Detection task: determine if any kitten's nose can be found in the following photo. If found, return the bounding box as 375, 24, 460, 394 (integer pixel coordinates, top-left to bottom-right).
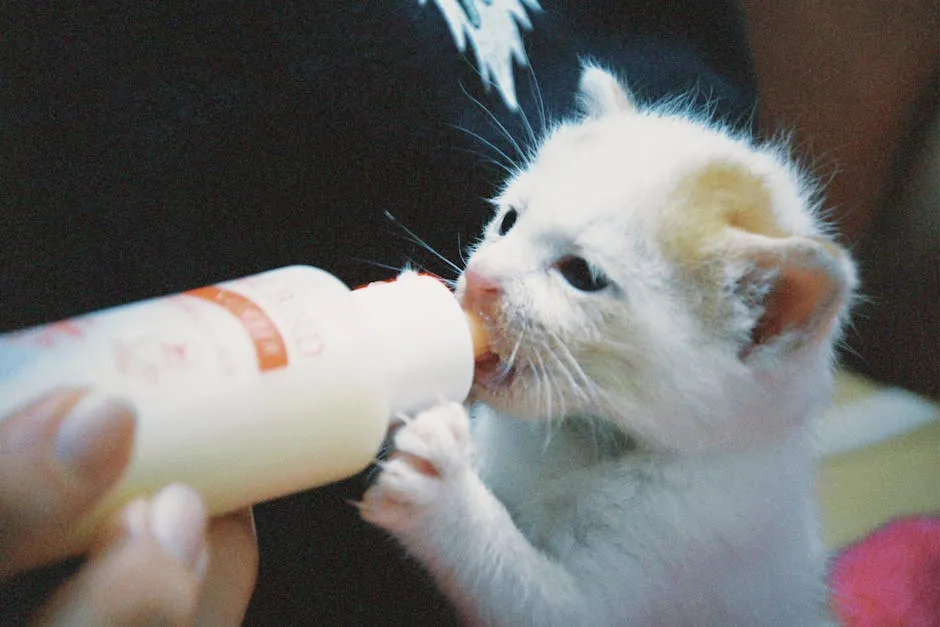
462, 267, 501, 314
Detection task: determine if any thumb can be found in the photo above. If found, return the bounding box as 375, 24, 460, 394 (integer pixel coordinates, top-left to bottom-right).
0, 388, 136, 576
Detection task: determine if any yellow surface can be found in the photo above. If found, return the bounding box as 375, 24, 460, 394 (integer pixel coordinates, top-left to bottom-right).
830, 369, 886, 405
817, 372, 940, 549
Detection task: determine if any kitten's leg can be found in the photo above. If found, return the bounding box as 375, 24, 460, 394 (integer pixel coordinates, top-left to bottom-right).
360, 403, 593, 627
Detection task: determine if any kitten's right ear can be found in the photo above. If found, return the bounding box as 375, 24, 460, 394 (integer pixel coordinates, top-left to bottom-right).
667, 161, 856, 361
577, 63, 637, 118
728, 234, 856, 360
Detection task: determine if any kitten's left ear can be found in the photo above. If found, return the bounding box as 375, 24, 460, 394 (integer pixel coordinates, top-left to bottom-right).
577, 63, 637, 118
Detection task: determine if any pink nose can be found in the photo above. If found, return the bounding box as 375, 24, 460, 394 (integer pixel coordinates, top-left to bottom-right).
462, 267, 501, 314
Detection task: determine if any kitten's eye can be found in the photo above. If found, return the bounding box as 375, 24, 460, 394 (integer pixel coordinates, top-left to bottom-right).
498, 209, 518, 235
556, 256, 610, 292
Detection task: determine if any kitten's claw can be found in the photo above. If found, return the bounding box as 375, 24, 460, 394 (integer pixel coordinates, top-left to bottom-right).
360, 401, 472, 534
393, 401, 471, 477
389, 411, 413, 428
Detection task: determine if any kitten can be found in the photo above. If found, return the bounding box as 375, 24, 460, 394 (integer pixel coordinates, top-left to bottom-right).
360, 65, 856, 626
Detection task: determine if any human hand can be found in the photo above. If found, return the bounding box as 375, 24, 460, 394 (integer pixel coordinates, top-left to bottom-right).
0, 389, 258, 625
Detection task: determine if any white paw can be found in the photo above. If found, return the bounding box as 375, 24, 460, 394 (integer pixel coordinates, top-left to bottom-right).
359, 401, 471, 535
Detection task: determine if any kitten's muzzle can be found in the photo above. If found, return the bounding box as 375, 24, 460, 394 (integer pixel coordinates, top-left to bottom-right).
461, 267, 501, 317
460, 266, 516, 389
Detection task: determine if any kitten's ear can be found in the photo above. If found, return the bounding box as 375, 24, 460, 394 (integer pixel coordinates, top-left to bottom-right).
729, 234, 855, 360
577, 63, 637, 118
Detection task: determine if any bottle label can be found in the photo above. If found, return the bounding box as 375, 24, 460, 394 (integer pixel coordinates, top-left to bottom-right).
0, 267, 337, 412
185, 286, 289, 372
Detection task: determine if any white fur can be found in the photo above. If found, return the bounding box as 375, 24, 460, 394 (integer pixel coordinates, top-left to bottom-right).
361, 66, 854, 626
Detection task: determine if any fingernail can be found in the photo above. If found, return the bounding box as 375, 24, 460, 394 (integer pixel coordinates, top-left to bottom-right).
2, 388, 84, 453
149, 484, 209, 576
53, 393, 136, 482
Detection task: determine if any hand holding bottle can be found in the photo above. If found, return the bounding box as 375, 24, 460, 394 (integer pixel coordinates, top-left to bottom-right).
0, 389, 258, 625
0, 267, 487, 546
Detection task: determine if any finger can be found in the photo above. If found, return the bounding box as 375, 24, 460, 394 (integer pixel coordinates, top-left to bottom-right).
0, 389, 136, 575
33, 484, 210, 627
193, 508, 259, 626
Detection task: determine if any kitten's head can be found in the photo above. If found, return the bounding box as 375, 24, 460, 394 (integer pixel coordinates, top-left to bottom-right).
456, 65, 856, 452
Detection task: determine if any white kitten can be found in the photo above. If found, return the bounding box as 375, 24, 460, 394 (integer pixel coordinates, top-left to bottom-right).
361, 65, 856, 626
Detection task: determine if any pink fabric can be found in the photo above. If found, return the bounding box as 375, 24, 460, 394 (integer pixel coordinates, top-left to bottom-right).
830, 515, 940, 627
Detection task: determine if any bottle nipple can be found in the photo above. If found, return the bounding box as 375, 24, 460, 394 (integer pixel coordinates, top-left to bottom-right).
464, 310, 490, 359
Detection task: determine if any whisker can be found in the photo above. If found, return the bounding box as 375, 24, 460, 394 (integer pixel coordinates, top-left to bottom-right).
451, 138, 515, 164
497, 331, 525, 380
451, 128, 519, 175
351, 258, 409, 275
553, 338, 604, 399
526, 354, 542, 414
456, 233, 469, 266
531, 351, 557, 449
543, 344, 590, 402
458, 82, 526, 163
533, 350, 553, 420
383, 211, 463, 275
548, 361, 568, 418
512, 78, 538, 148
410, 266, 458, 288
527, 64, 548, 137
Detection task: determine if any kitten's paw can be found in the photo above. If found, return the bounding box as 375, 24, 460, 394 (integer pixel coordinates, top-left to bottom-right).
359, 402, 472, 534
392, 401, 471, 477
